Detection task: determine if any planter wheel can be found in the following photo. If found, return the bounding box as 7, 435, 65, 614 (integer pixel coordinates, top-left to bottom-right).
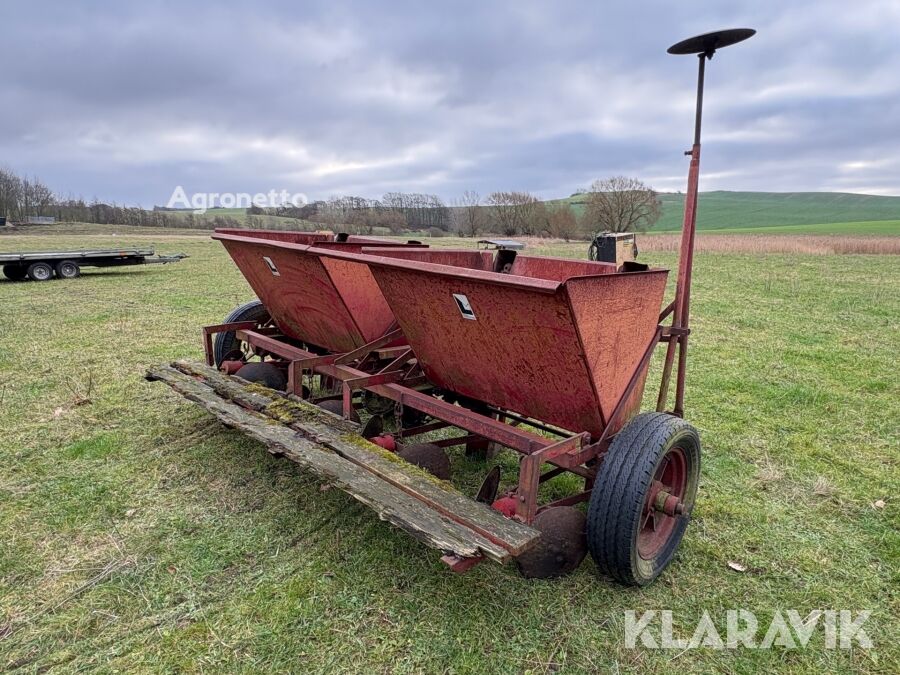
586, 412, 700, 586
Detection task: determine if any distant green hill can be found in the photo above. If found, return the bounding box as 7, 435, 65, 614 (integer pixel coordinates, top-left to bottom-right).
555, 191, 900, 232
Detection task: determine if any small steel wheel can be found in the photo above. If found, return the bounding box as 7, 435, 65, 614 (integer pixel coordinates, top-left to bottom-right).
234, 362, 287, 391
586, 412, 700, 586
2, 265, 27, 281
54, 260, 80, 279
26, 262, 54, 281
397, 443, 451, 480
213, 300, 273, 367
515, 506, 587, 579
316, 399, 361, 423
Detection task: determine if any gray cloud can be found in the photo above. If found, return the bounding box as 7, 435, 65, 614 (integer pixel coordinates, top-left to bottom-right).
1, 0, 898, 205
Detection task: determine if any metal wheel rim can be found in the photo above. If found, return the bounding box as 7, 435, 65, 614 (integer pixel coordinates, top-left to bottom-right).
637, 446, 688, 559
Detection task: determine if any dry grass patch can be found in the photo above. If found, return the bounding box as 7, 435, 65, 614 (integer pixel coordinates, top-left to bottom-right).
639, 234, 900, 255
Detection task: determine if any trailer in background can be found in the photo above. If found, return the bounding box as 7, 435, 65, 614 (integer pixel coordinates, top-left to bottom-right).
0, 248, 187, 281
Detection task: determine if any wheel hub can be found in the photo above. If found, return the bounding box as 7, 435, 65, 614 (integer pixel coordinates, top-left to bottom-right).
637, 446, 688, 560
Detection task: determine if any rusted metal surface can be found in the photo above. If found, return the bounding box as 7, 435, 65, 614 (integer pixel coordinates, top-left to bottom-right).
202, 320, 257, 365
201, 242, 668, 534
510, 255, 616, 281
565, 273, 668, 432
658, 141, 701, 417
440, 553, 485, 573
638, 446, 688, 559
328, 249, 667, 436
218, 236, 368, 352
213, 231, 421, 353
212, 229, 334, 245
359, 248, 494, 269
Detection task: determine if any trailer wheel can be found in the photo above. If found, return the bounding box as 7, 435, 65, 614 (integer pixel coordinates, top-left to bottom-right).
586, 412, 700, 586
26, 262, 54, 281
213, 300, 272, 367
2, 265, 27, 281
54, 260, 80, 279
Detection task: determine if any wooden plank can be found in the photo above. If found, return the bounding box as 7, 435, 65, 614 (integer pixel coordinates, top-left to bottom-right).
147, 365, 512, 562
171, 359, 359, 434
170, 360, 540, 556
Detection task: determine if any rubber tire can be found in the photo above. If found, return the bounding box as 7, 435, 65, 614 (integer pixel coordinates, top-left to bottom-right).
2, 265, 27, 281
54, 260, 80, 279
26, 262, 54, 281
213, 300, 270, 367
586, 412, 700, 586
234, 362, 287, 391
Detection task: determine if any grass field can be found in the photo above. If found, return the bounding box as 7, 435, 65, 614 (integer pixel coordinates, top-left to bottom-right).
0, 227, 897, 672
555, 191, 900, 233
702, 220, 900, 236
635, 234, 900, 256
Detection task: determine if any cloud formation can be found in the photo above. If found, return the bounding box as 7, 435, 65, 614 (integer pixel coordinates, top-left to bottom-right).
1, 0, 898, 205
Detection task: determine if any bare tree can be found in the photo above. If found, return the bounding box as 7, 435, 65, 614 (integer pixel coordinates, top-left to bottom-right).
545, 203, 579, 241
486, 191, 541, 236
452, 191, 484, 237
382, 192, 449, 230
580, 176, 661, 233
0, 167, 55, 221
522, 200, 548, 236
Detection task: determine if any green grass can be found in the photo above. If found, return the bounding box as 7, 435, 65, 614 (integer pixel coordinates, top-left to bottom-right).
155, 206, 315, 230
0, 228, 897, 672
554, 191, 900, 233
693, 219, 900, 236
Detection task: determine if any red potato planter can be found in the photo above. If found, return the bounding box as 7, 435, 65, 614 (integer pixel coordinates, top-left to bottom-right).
211, 229, 424, 355
147, 30, 753, 584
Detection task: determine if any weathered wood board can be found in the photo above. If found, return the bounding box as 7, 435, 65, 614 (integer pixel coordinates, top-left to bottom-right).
147, 363, 540, 563
171, 360, 539, 555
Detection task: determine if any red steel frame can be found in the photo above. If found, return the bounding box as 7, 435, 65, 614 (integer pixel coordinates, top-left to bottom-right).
198, 101, 703, 559
201, 306, 686, 527
199, 176, 698, 568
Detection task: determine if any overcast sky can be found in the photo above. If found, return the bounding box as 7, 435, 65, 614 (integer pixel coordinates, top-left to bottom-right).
2, 1, 899, 206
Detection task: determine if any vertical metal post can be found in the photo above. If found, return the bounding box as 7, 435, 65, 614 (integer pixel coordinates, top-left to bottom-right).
658, 28, 754, 414
657, 53, 706, 415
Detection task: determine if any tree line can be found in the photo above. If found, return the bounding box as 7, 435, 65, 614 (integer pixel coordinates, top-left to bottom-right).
451, 178, 661, 240
253, 192, 451, 235
1, 166, 662, 237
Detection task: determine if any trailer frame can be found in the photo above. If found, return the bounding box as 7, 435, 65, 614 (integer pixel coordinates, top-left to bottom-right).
1, 247, 186, 281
